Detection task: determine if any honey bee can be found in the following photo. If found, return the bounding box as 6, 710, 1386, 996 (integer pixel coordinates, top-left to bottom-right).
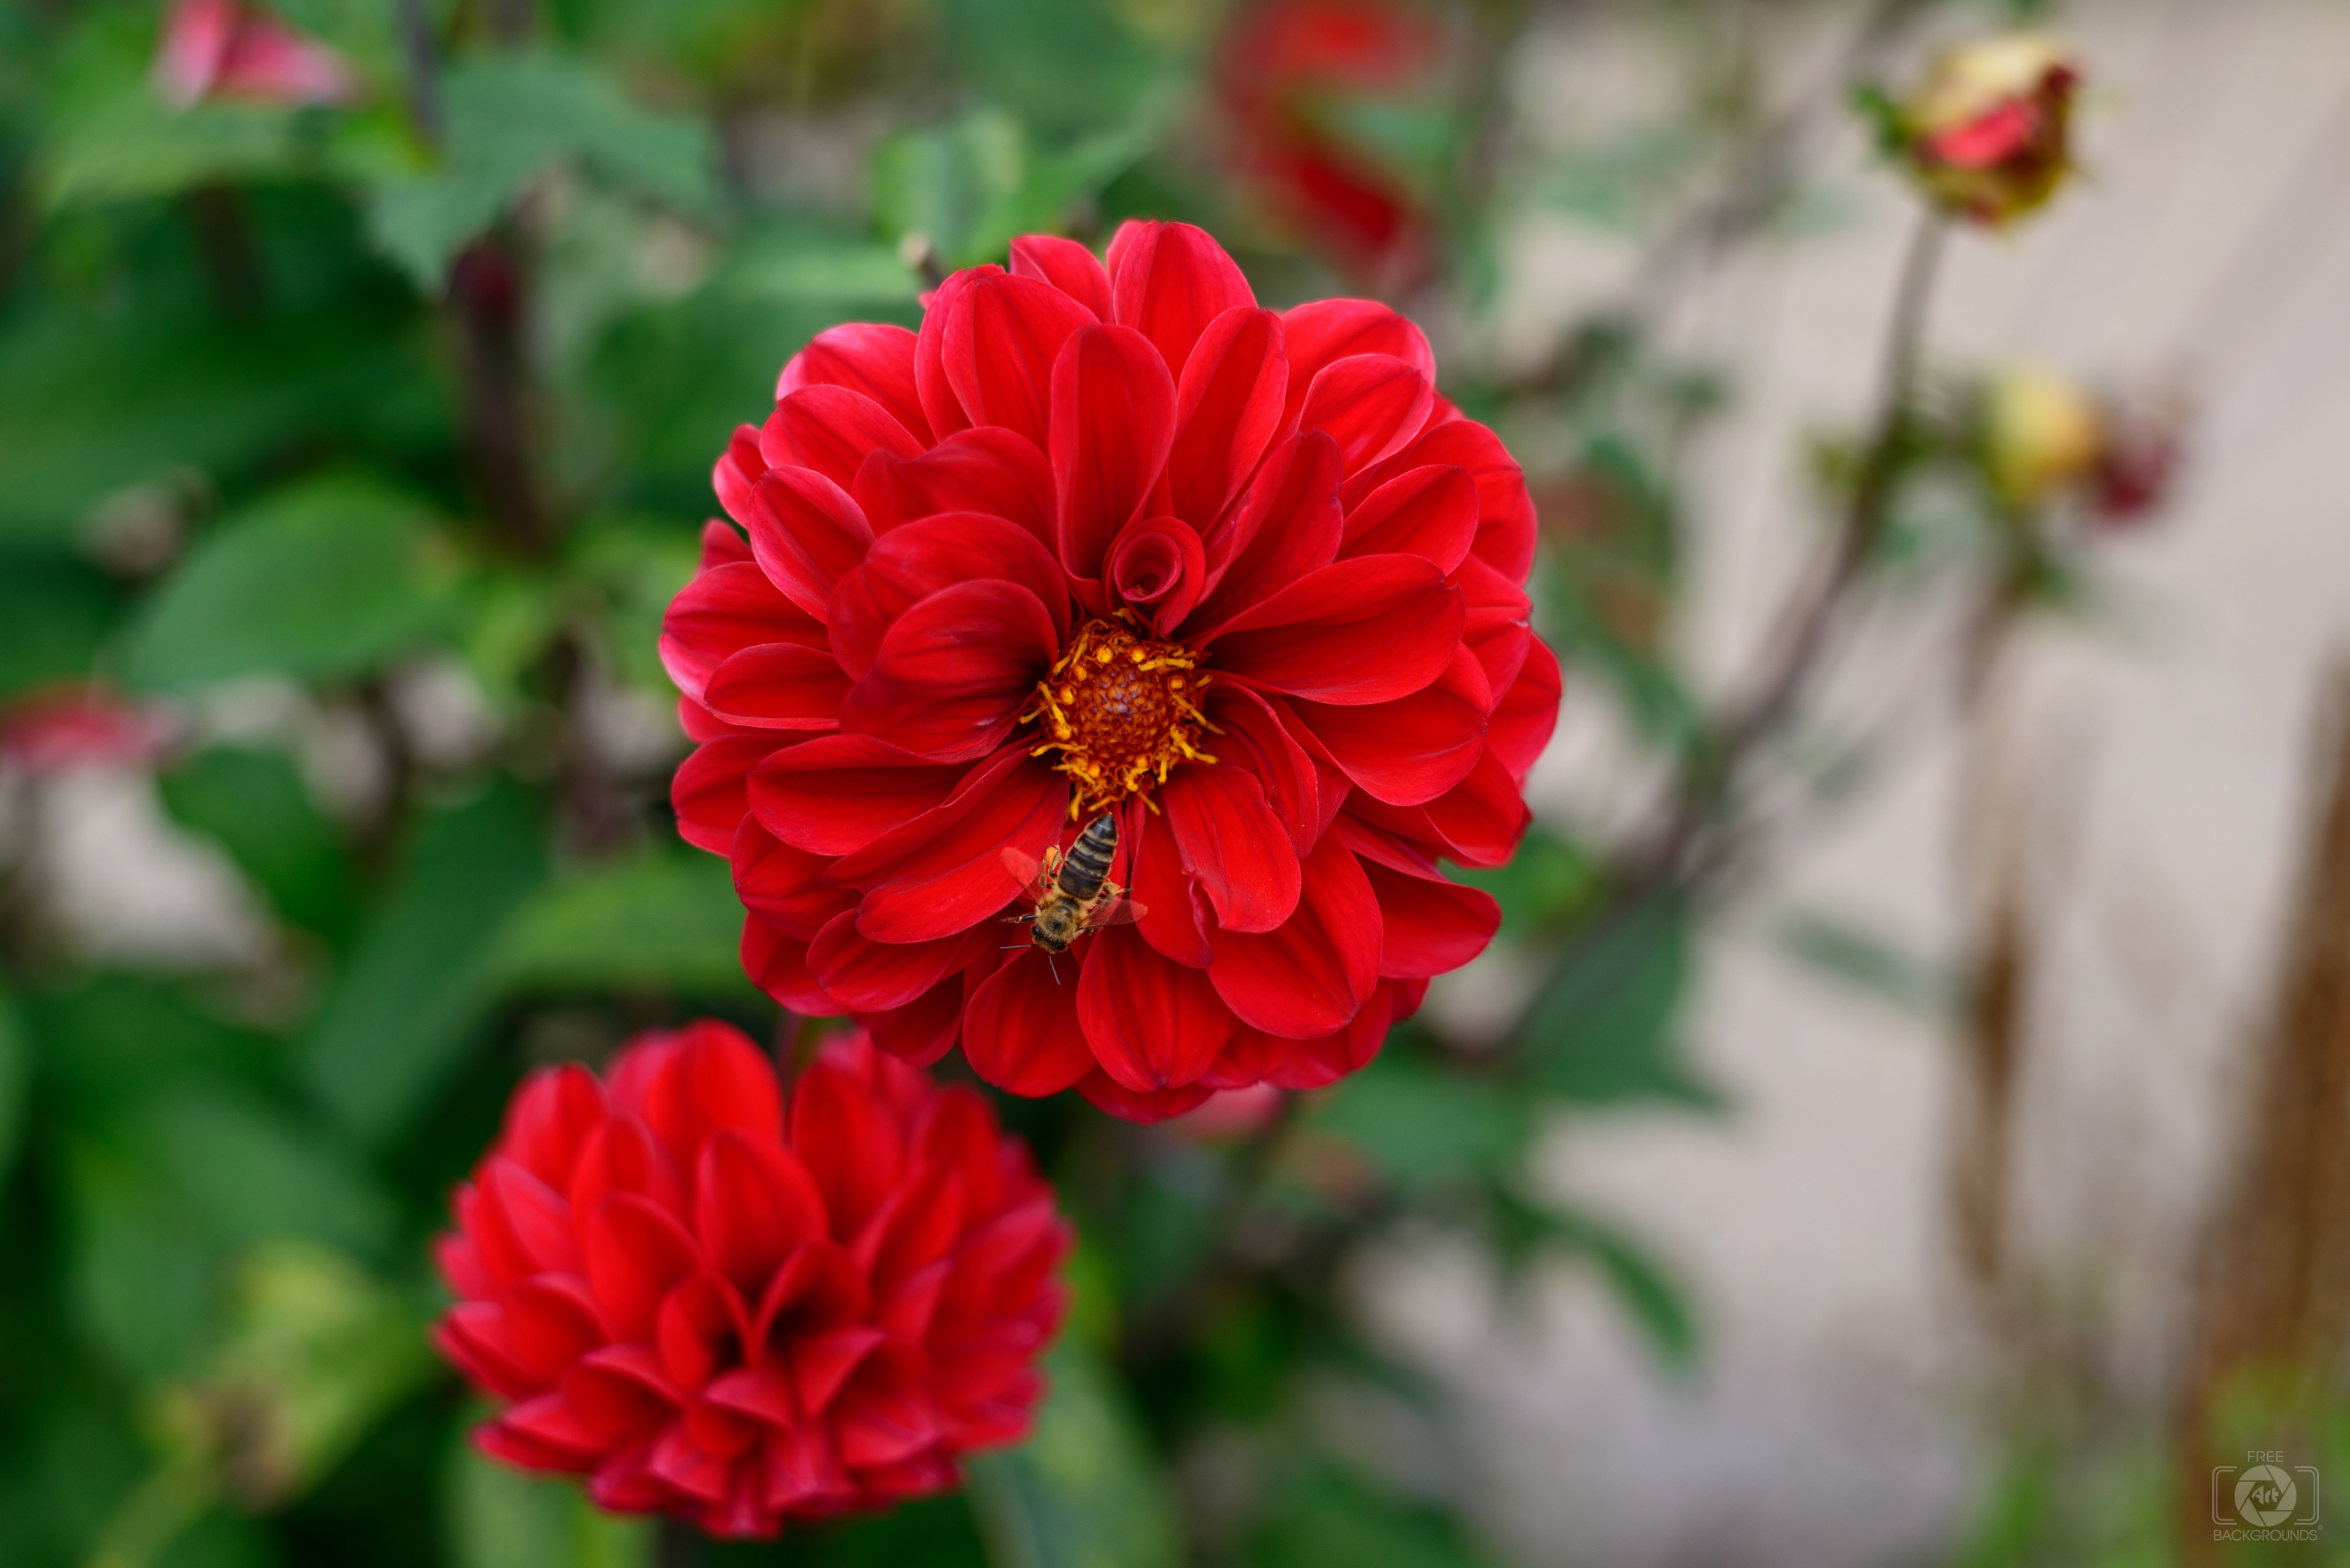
1000, 812, 1147, 961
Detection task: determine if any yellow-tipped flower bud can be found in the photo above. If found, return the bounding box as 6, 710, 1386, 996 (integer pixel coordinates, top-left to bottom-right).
1900, 34, 2080, 226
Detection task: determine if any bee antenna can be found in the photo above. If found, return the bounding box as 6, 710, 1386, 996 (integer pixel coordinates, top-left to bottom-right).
1047, 954, 1062, 985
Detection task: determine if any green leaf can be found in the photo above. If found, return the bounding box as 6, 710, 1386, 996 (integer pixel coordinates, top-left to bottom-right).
937, 0, 1167, 140
446, 1433, 653, 1568
41, 97, 313, 210
64, 1140, 216, 1378
1502, 1197, 1699, 1370
0, 308, 417, 545
485, 849, 755, 998
0, 549, 118, 699
1447, 828, 1597, 940
966, 1336, 1181, 1568
871, 110, 1146, 269
0, 992, 27, 1188
366, 54, 715, 289
1521, 895, 1715, 1107
1250, 1466, 1503, 1568
132, 1091, 392, 1254
1310, 1053, 1532, 1191
159, 747, 353, 941
132, 477, 453, 692
728, 226, 922, 307
302, 782, 549, 1144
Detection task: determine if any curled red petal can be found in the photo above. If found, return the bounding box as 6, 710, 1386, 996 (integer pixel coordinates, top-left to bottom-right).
662, 561, 828, 704
1185, 429, 1343, 634
1296, 353, 1433, 472
1488, 635, 1561, 783
1051, 323, 1178, 585
1107, 514, 1206, 635
747, 734, 967, 859
1073, 1070, 1214, 1124
962, 945, 1100, 1096
1340, 463, 1478, 572
759, 386, 925, 494
1162, 765, 1300, 934
673, 734, 779, 854
914, 266, 977, 441
807, 912, 988, 1013
854, 973, 967, 1070
833, 749, 1068, 944
1346, 417, 1535, 581
828, 511, 1070, 682
839, 581, 1058, 763
733, 819, 856, 941
741, 916, 837, 1014
1078, 924, 1236, 1092
1009, 234, 1113, 321
1202, 684, 1321, 853
1168, 306, 1286, 530
696, 1132, 829, 1296
1278, 297, 1435, 430
777, 323, 930, 444
1204, 554, 1462, 706
946, 269, 1097, 449
704, 643, 850, 731
743, 468, 875, 624
1206, 831, 1380, 1039
1288, 644, 1488, 806
1106, 219, 1256, 379
851, 427, 1056, 547
1127, 796, 1212, 968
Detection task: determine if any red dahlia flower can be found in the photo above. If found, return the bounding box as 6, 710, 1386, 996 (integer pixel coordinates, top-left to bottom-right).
434, 1023, 1070, 1537
1215, 0, 1444, 286
663, 220, 1561, 1122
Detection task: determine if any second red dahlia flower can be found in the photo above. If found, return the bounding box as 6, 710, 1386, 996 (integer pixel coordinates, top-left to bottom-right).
663, 220, 1559, 1122
435, 1022, 1069, 1537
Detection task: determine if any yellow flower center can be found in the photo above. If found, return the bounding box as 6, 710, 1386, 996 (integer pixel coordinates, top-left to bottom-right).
1021, 616, 1218, 816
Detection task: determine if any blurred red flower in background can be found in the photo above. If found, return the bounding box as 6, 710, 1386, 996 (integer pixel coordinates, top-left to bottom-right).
1896, 34, 2078, 226
435, 1023, 1070, 1538
1215, 0, 1443, 287
663, 220, 1557, 1122
0, 688, 173, 775
154, 0, 359, 110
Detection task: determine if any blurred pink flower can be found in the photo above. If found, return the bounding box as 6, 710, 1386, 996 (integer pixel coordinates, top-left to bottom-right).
0, 689, 174, 775
154, 0, 359, 111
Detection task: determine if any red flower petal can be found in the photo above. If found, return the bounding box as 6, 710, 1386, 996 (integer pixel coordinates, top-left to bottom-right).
1348, 746, 1528, 867
699, 518, 753, 570
1162, 765, 1300, 933
733, 819, 857, 940
1260, 977, 1396, 1090
1078, 924, 1236, 1091
696, 1132, 829, 1295
839, 581, 1058, 763
962, 945, 1099, 1096
586, 1195, 704, 1340
759, 386, 925, 495
742, 916, 837, 1014
914, 266, 977, 441
1288, 644, 1489, 805
1168, 306, 1286, 529
777, 323, 931, 444
790, 1050, 906, 1238
830, 748, 1067, 944
1488, 635, 1561, 783
1009, 234, 1113, 321
662, 561, 829, 704
1340, 463, 1477, 572
748, 736, 966, 858
1278, 297, 1435, 429
1203, 684, 1322, 853
851, 427, 1056, 547
714, 425, 765, 529
1107, 515, 1206, 634
743, 468, 875, 624
807, 913, 988, 1013
1106, 219, 1256, 379
1073, 1070, 1214, 1124
1338, 819, 1501, 978
828, 511, 1070, 681
674, 735, 778, 854
1204, 554, 1462, 705
1186, 430, 1343, 633
1296, 353, 1433, 471
1346, 417, 1535, 581
1127, 797, 1213, 968
945, 270, 1097, 449
854, 975, 967, 1069
622, 1021, 785, 1155
704, 643, 851, 731
1206, 831, 1380, 1038
1050, 324, 1178, 584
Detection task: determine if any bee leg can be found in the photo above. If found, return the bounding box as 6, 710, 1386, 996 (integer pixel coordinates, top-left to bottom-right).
1046, 952, 1061, 985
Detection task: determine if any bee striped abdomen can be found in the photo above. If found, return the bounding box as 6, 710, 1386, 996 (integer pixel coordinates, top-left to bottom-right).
1058, 813, 1117, 900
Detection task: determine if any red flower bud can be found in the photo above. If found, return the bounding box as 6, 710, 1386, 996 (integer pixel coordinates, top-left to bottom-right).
433, 1023, 1072, 1538
154, 0, 359, 111
1898, 34, 2079, 226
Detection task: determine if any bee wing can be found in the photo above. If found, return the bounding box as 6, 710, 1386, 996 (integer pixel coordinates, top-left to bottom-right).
999, 845, 1046, 898
1092, 893, 1147, 927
